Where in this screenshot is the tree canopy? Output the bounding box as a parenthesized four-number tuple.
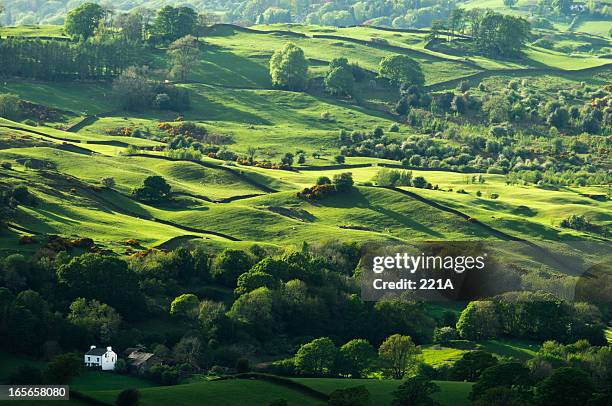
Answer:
(270, 43, 309, 91)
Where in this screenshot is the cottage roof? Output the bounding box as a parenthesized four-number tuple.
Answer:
(85, 347, 108, 356)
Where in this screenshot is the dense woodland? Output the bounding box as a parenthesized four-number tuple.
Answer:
(1, 0, 611, 31)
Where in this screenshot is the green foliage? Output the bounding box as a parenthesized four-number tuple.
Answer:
(433, 327, 458, 345)
(378, 334, 420, 379)
(328, 385, 371, 406)
(133, 175, 171, 202)
(450, 351, 498, 382)
(152, 6, 198, 42)
(378, 55, 425, 87)
(534, 367, 595, 406)
(212, 249, 253, 287)
(456, 301, 500, 341)
(325, 58, 355, 97)
(235, 271, 279, 296)
(68, 298, 122, 342)
(228, 287, 276, 338)
(100, 177, 116, 188)
(412, 176, 428, 188)
(112, 67, 154, 112)
(470, 10, 531, 56)
(391, 376, 440, 406)
(337, 339, 376, 378)
(332, 172, 354, 192)
(44, 353, 83, 384)
(470, 362, 531, 401)
(373, 169, 412, 187)
(170, 293, 200, 319)
(0, 93, 21, 120)
(295, 337, 337, 375)
(270, 43, 308, 91)
(64, 3, 105, 40)
(56, 254, 143, 316)
(168, 35, 200, 82)
(257, 8, 292, 24)
(115, 388, 140, 406)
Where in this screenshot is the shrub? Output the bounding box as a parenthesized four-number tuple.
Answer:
(316, 176, 331, 185)
(328, 385, 370, 406)
(1, 162, 12, 170)
(389, 123, 400, 132)
(489, 193, 499, 199)
(115, 388, 140, 406)
(334, 155, 346, 164)
(100, 177, 116, 188)
(433, 327, 459, 344)
(411, 176, 427, 188)
(333, 172, 354, 192)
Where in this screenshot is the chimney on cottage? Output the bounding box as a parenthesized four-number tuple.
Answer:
(107, 346, 112, 352)
(90, 345, 96, 350)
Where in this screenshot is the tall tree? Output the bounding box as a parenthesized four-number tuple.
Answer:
(270, 43, 309, 91)
(295, 337, 337, 375)
(153, 6, 197, 42)
(112, 66, 153, 111)
(378, 334, 421, 379)
(378, 55, 425, 87)
(168, 35, 200, 82)
(65, 3, 106, 40)
(324, 57, 355, 97)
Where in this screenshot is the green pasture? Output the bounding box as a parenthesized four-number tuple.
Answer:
(0, 25, 67, 38)
(86, 379, 325, 406)
(574, 20, 612, 36)
(70, 371, 156, 392)
(293, 378, 473, 406)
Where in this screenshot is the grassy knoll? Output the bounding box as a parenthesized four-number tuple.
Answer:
(204, 27, 480, 85)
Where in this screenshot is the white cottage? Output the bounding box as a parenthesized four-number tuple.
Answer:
(84, 346, 117, 371)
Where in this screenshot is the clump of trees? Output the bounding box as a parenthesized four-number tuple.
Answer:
(298, 172, 354, 199)
(270, 43, 308, 91)
(456, 292, 607, 345)
(373, 168, 412, 187)
(324, 57, 355, 97)
(112, 66, 190, 112)
(167, 35, 200, 82)
(151, 6, 198, 43)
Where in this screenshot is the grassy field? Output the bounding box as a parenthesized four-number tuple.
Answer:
(293, 378, 473, 406)
(75, 376, 473, 406)
(86, 379, 326, 406)
(0, 25, 68, 38)
(1, 114, 609, 254)
(70, 371, 156, 392)
(574, 20, 612, 36)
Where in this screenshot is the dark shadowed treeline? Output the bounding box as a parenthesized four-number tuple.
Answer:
(0, 38, 146, 79)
